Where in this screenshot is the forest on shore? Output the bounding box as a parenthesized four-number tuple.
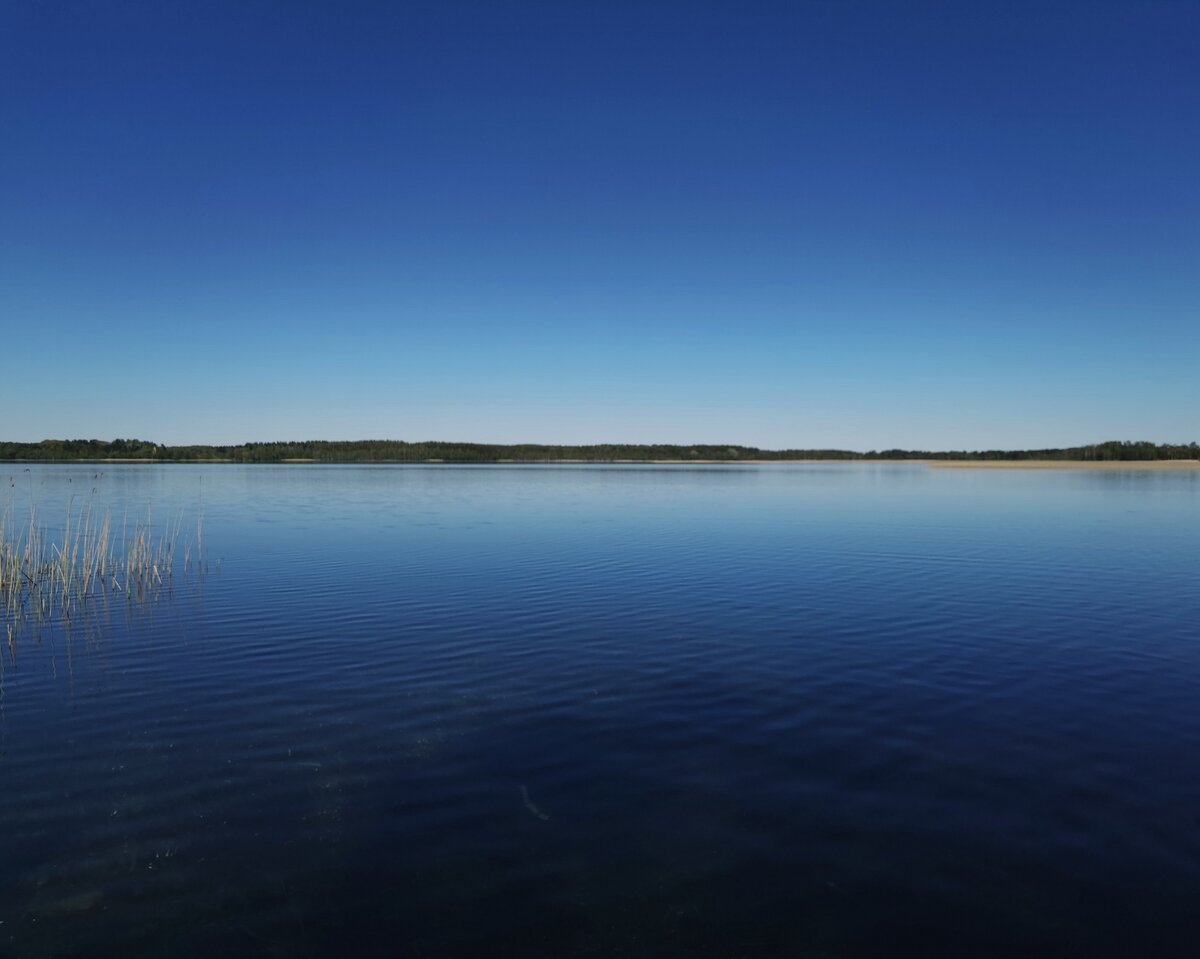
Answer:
(1, 439, 1197, 463)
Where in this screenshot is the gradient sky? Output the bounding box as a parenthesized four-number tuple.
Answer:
(2, 0, 1197, 449)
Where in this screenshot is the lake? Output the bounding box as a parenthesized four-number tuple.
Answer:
(2, 463, 1198, 957)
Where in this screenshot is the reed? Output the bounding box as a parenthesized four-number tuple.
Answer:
(0, 498, 202, 630)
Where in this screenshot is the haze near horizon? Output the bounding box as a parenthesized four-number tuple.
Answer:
(2, 1, 1197, 449)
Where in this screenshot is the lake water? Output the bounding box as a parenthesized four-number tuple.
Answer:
(2, 463, 1199, 957)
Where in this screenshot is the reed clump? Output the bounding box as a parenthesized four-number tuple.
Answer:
(0, 500, 202, 629)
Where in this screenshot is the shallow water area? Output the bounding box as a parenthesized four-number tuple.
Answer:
(2, 463, 1199, 957)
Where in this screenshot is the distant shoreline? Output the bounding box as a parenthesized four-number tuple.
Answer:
(3, 439, 1197, 466)
(5, 457, 1199, 469)
(926, 459, 1200, 470)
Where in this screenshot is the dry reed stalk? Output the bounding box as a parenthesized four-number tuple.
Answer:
(1, 498, 202, 634)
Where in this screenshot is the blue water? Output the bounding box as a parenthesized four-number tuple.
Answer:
(2, 463, 1199, 956)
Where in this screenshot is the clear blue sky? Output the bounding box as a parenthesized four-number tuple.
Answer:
(2, 1, 1196, 449)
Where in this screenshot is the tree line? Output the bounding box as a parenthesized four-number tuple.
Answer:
(0, 438, 1197, 463)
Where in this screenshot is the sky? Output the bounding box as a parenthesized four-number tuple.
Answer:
(2, 0, 1197, 450)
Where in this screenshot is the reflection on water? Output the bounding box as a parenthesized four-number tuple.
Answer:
(1, 463, 1199, 957)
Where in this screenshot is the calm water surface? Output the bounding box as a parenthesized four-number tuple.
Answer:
(2, 464, 1198, 957)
